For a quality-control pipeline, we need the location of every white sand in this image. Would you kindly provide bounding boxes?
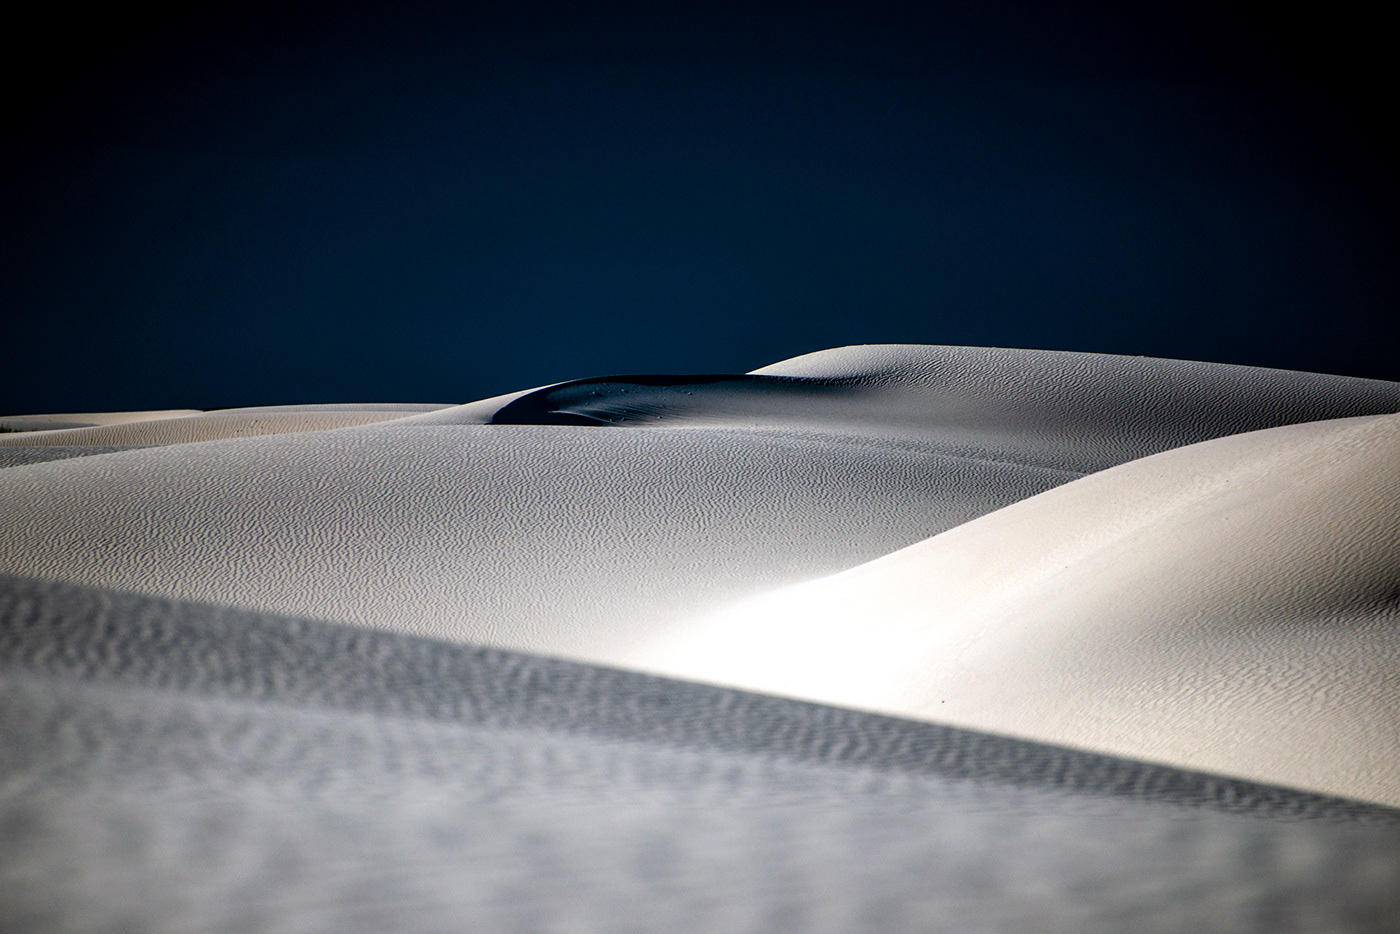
[0,403,453,447]
[0,409,202,432]
[0,425,1071,657]
[394,386,560,424]
[418,345,1400,473]
[2,345,1398,804]
[629,413,1400,806]
[750,344,1400,470]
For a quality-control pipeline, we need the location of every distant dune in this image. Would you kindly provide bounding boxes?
[0,409,202,432]
[2,345,1399,810]
[0,403,452,447]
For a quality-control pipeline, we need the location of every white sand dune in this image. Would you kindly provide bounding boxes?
[629,413,1400,806]
[748,344,1400,471]
[0,409,202,432]
[1,345,1398,804]
[0,403,453,447]
[6,577,1397,933]
[417,345,1400,472]
[0,425,1075,656]
[394,385,560,424]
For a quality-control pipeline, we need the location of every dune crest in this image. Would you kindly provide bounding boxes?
[0,409,202,432]
[629,413,1400,806]
[458,345,1400,471]
[394,386,559,425]
[0,403,453,447]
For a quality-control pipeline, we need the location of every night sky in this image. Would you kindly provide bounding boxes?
[2,1,1396,412]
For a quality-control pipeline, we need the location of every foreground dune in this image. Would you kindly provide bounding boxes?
[6,574,1397,932]
[1,345,1399,808]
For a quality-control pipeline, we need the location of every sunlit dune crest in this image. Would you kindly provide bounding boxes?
[628,412,1400,806]
[0,403,452,447]
[0,409,203,433]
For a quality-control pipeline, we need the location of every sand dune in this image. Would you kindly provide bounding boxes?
[394,385,560,424]
[0,403,453,447]
[6,574,1396,932]
[428,345,1400,472]
[0,425,1076,655]
[0,409,201,432]
[750,344,1400,470]
[3,347,1393,653]
[1,345,1398,805]
[630,413,1400,805]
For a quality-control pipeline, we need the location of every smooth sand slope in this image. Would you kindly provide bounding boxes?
[1,345,1398,804]
[0,425,1076,656]
[632,413,1400,806]
[0,403,451,447]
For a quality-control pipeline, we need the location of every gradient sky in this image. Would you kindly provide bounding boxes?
[2,0,1396,412]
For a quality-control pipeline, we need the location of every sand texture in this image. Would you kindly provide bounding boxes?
[3,575,1398,934]
[1,345,1398,810]
[747,344,1400,470]
[0,447,146,469]
[0,403,452,447]
[0,424,1078,654]
[0,410,202,432]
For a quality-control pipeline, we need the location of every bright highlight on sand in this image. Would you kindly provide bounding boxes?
[2,345,1399,807]
[631,412,1400,806]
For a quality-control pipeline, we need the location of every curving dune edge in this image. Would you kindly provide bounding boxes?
[630,412,1400,806]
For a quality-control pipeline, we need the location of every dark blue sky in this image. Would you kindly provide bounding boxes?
[2,1,1396,411]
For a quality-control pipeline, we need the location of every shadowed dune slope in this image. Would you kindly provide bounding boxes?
[629,413,1400,807]
[363,346,1400,472]
[394,385,559,425]
[0,425,1076,655]
[748,345,1400,470]
[0,447,145,468]
[4,576,1398,932]
[0,404,453,447]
